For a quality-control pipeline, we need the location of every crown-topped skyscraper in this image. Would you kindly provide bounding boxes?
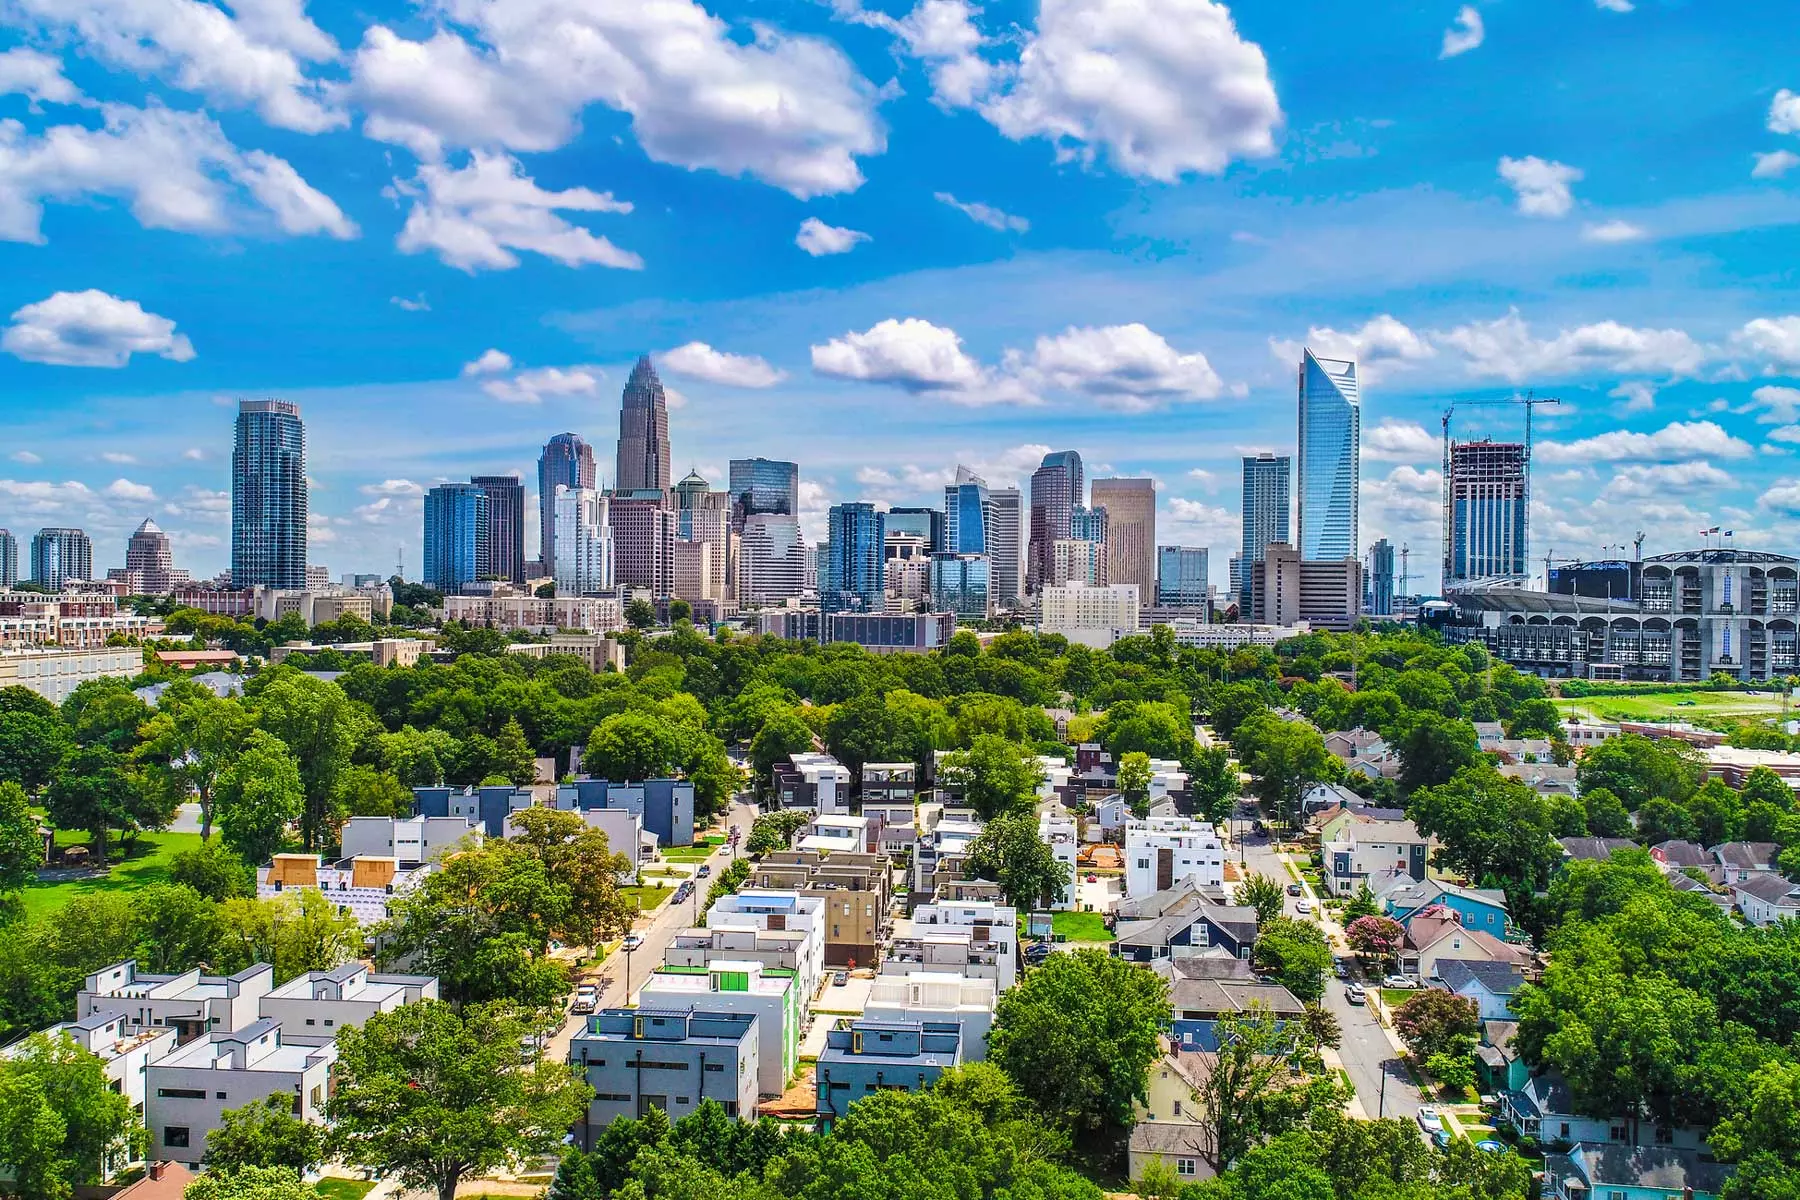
[616,355,672,495]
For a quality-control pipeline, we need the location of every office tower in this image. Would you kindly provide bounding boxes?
[739,514,806,606]
[554,487,615,596]
[1157,546,1209,608]
[472,475,526,585]
[31,527,91,588]
[885,507,944,553]
[1369,537,1396,616]
[231,399,307,590]
[0,529,15,587]
[538,433,598,577]
[1052,538,1108,587]
[822,503,885,614]
[1071,505,1108,544]
[930,553,991,618]
[1090,478,1156,599]
[1027,450,1083,593]
[1445,440,1528,585]
[989,486,1022,607]
[1250,542,1361,631]
[674,468,710,516]
[1227,554,1244,608]
[125,518,176,593]
[611,497,677,598]
[616,356,672,494]
[727,458,800,528]
[1240,453,1291,606]
[943,466,994,555]
[423,483,492,593]
[1296,349,1360,561]
[305,564,330,590]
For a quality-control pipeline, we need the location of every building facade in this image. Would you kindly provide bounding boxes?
[886,507,944,554]
[0,529,14,587]
[616,356,672,494]
[1051,538,1108,587]
[422,483,491,593]
[1240,453,1291,607]
[822,503,885,614]
[553,488,615,596]
[1124,817,1226,898]
[1296,350,1360,561]
[738,514,806,607]
[1091,478,1156,601]
[989,486,1022,608]
[1369,537,1396,616]
[930,553,991,618]
[1250,542,1362,631]
[231,399,307,590]
[472,474,527,585]
[727,458,799,528]
[1447,440,1528,584]
[1027,450,1083,595]
[538,433,598,577]
[31,527,92,588]
[125,519,177,592]
[571,1008,760,1133]
[815,1021,962,1131]
[944,466,994,557]
[1039,582,1140,644]
[611,498,677,598]
[1157,546,1208,608]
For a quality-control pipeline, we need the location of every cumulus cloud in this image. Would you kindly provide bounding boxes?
[1734,316,1800,372]
[1435,309,1705,381]
[0,48,85,105]
[481,365,603,404]
[1609,381,1658,413]
[1753,150,1800,180]
[1164,496,1238,543]
[1498,156,1582,218]
[1594,0,1633,11]
[104,478,155,502]
[1270,314,1435,381]
[461,348,513,376]
[662,342,785,388]
[975,0,1282,181]
[1362,465,1444,529]
[935,192,1028,232]
[2,290,196,368]
[348,0,885,198]
[1582,219,1647,243]
[1601,462,1734,500]
[1008,323,1223,409]
[1536,420,1753,465]
[1769,88,1800,135]
[394,151,640,272]
[1745,385,1800,425]
[100,452,137,464]
[795,217,870,256]
[1439,6,1484,58]
[1363,419,1439,463]
[812,317,1021,402]
[360,479,425,497]
[839,0,992,108]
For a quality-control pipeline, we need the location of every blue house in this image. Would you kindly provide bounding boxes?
[814,1020,961,1131]
[1543,1143,1731,1200]
[411,785,532,838]
[1379,877,1510,938]
[570,1007,759,1143]
[557,778,696,848]
[1114,898,1259,965]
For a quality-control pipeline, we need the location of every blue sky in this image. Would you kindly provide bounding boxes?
[1,0,1798,587]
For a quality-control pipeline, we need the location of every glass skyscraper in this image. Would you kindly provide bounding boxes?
[616,356,672,494]
[538,433,597,577]
[423,483,491,593]
[1156,546,1209,608]
[1027,450,1083,593]
[472,475,526,585]
[1446,440,1528,584]
[930,553,991,619]
[821,503,885,615]
[944,466,993,555]
[728,458,800,527]
[1296,349,1360,562]
[1240,453,1291,605]
[885,507,943,553]
[0,529,15,587]
[1368,537,1396,615]
[231,399,307,590]
[31,527,91,588]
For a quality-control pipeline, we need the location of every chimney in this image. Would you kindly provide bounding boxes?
[149,1162,166,1181]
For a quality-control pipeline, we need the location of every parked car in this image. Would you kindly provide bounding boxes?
[696,864,711,878]
[833,970,849,986]
[1416,1107,1444,1135]
[571,984,600,1014]
[1333,959,1351,980]
[1286,883,1303,896]
[1086,874,1099,883]
[1345,984,1366,1005]
[1383,974,1418,989]
[1295,899,1314,914]
[621,934,644,951]
[1433,1128,1453,1148]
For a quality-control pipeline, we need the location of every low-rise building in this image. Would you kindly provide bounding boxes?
[1378,877,1511,938]
[256,854,429,926]
[570,1008,759,1136]
[1114,893,1258,965]
[0,645,142,702]
[1403,914,1530,981]
[256,964,438,1046]
[1542,1143,1731,1200]
[441,592,624,634]
[1503,1073,1710,1153]
[913,819,982,895]
[6,1011,176,1127]
[861,762,916,805]
[634,961,800,1097]
[1124,816,1225,899]
[1731,873,1800,925]
[413,783,533,837]
[751,850,893,968]
[772,752,852,815]
[814,1020,962,1131]
[902,897,1018,992]
[797,814,873,855]
[339,814,479,863]
[1037,808,1080,911]
[144,1021,335,1169]
[863,971,996,1061]
[1037,581,1141,648]
[77,962,273,1044]
[556,777,696,848]
[688,890,827,1000]
[1436,959,1523,1022]
[1712,841,1781,885]
[1323,814,1428,895]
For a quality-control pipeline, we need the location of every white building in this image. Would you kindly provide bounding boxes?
[441,591,623,634]
[144,1020,335,1169]
[796,814,871,855]
[256,854,431,925]
[914,819,983,894]
[1162,621,1306,650]
[635,960,801,1097]
[6,1010,176,1123]
[738,514,807,608]
[0,646,141,702]
[256,964,438,1046]
[1124,817,1225,899]
[542,806,653,879]
[1733,873,1800,926]
[339,814,479,863]
[554,487,616,596]
[1322,816,1429,894]
[908,898,1018,992]
[689,890,828,1000]
[778,752,852,815]
[864,971,998,1061]
[1038,808,1080,911]
[1039,582,1141,648]
[77,962,273,1043]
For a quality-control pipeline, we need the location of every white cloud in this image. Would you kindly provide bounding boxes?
[934,191,1028,232]
[1498,156,1582,218]
[349,2,885,198]
[0,102,354,243]
[1582,219,1646,243]
[795,217,869,256]
[1601,462,1733,500]
[181,448,205,460]
[1734,316,1800,372]
[662,342,785,388]
[1435,309,1705,381]
[1752,150,1799,180]
[1594,0,1633,11]
[2,290,196,368]
[840,0,992,109]
[360,479,425,497]
[812,317,1031,404]
[1187,467,1216,484]
[1769,89,1800,135]
[10,451,40,464]
[1361,465,1444,527]
[100,452,137,464]
[1270,314,1436,381]
[1609,381,1658,413]
[481,365,603,404]
[1439,6,1484,58]
[1009,323,1223,409]
[394,151,640,272]
[104,478,155,502]
[976,0,1282,182]
[0,48,84,105]
[1537,420,1753,465]
[390,294,430,312]
[1164,497,1238,542]
[1746,385,1800,425]
[461,348,514,376]
[9,0,341,132]
[1769,427,1800,445]
[1363,418,1439,462]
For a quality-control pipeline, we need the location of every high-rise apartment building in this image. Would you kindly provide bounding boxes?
[231,399,307,590]
[989,486,1022,608]
[31,527,91,588]
[539,433,598,577]
[125,518,176,593]
[1157,546,1209,609]
[1071,505,1108,544]
[472,475,526,585]
[1445,440,1528,585]
[1090,478,1155,600]
[821,503,885,615]
[1296,349,1360,562]
[930,553,991,619]
[554,487,614,596]
[944,467,994,556]
[1051,538,1108,587]
[885,507,943,554]
[739,514,806,607]
[616,356,672,494]
[1027,450,1083,594]
[0,529,15,587]
[1240,453,1291,606]
[1368,537,1396,616]
[611,497,677,599]
[728,459,800,528]
[423,483,491,593]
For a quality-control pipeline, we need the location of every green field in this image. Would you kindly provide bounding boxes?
[1051,911,1114,943]
[1556,690,1790,726]
[23,831,205,918]
[622,884,672,911]
[314,1180,376,1200]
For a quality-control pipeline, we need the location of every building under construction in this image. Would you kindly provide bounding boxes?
[1444,439,1528,585]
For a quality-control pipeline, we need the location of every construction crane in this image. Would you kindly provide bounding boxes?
[1399,543,1411,597]
[1442,391,1563,589]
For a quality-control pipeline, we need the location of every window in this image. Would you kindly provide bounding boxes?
[1654,1127,1674,1146]
[704,1062,724,1072]
[156,1088,206,1100]
[1608,1124,1627,1143]
[164,1127,190,1148]
[1172,1100,1183,1116]
[306,1018,316,1025]
[215,1091,227,1100]
[1176,1159,1196,1177]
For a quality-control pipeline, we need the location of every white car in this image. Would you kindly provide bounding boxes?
[1417,1107,1444,1135]
[621,934,645,951]
[1295,899,1314,914]
[1383,974,1419,989]
[571,984,600,1014]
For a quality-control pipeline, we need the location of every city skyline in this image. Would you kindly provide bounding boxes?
[2,2,1798,585]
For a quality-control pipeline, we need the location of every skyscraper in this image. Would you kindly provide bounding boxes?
[822,502,885,614]
[0,529,15,587]
[943,466,993,555]
[885,507,944,553]
[616,356,672,494]
[31,527,91,588]
[930,553,991,618]
[989,486,1022,608]
[1157,546,1209,608]
[1027,450,1083,593]
[611,497,677,598]
[1369,537,1396,616]
[1445,440,1528,585]
[539,433,597,577]
[1297,349,1360,562]
[1240,453,1291,606]
[554,487,614,596]
[739,513,806,607]
[1071,505,1108,544]
[472,475,526,585]
[423,483,491,593]
[231,399,307,590]
[728,458,800,527]
[125,518,176,593]
[1090,478,1156,600]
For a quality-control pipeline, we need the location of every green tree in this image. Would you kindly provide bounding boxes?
[1581,787,1634,839]
[1393,989,1480,1059]
[746,810,810,856]
[1118,750,1153,814]
[1252,917,1330,1003]
[1233,713,1340,829]
[334,764,414,820]
[625,598,657,630]
[1575,733,1704,809]
[1392,712,1482,793]
[215,731,305,866]
[1426,1051,1477,1094]
[492,717,538,786]
[0,782,43,897]
[169,839,254,900]
[963,810,1070,908]
[134,884,227,974]
[1186,745,1241,824]
[938,735,1046,820]
[253,674,358,850]
[0,711,70,795]
[137,689,249,840]
[184,1166,320,1200]
[1342,882,1380,922]
[504,807,636,948]
[1503,697,1562,739]
[44,746,142,866]
[1407,766,1563,896]
[1688,778,1746,846]
[585,711,683,781]
[1714,1061,1800,1200]
[1637,796,1699,845]
[987,949,1169,1144]
[205,1095,325,1173]
[1237,873,1285,927]
[0,1031,140,1198]
[1189,1005,1343,1174]
[327,1001,592,1200]
[749,711,815,790]
[214,890,364,983]
[1740,766,1794,815]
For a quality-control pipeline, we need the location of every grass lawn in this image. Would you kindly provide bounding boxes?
[662,845,716,861]
[22,831,205,919]
[1555,690,1788,726]
[623,885,671,911]
[314,1181,376,1200]
[1051,911,1114,942]
[1380,988,1419,1010]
